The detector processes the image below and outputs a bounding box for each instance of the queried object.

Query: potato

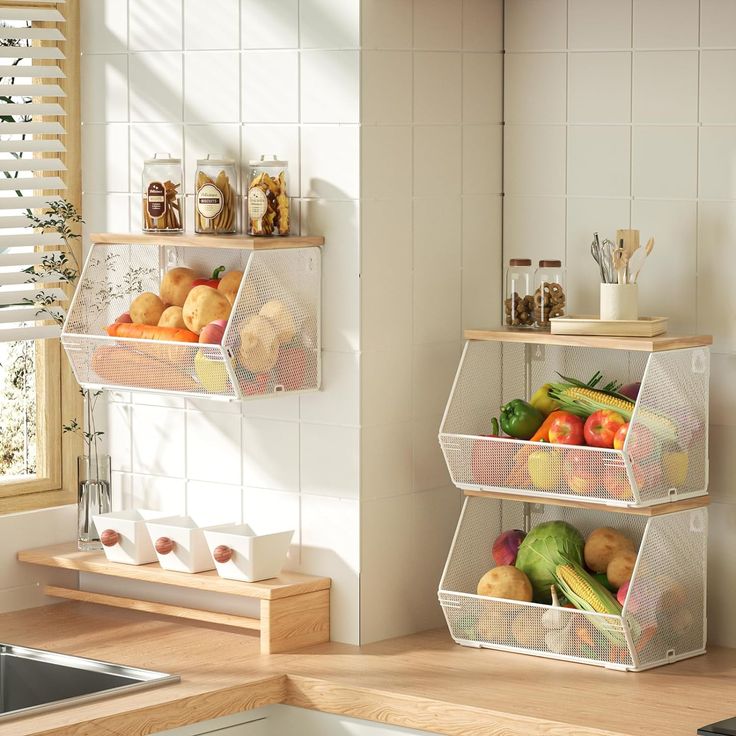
[160,267,197,307]
[238,314,279,373]
[217,270,243,306]
[259,299,296,345]
[130,292,165,326]
[511,612,538,647]
[182,285,232,335]
[158,306,187,329]
[607,550,637,589]
[584,527,635,574]
[477,566,533,602]
[475,609,510,641]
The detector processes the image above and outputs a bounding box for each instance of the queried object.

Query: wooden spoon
[631,237,654,283]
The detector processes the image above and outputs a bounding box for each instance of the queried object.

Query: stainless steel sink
[0,643,180,722]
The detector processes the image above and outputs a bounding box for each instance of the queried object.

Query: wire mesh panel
[438,497,706,671]
[439,340,709,508]
[62,241,321,400]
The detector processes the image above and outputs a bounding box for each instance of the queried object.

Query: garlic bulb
[541,585,564,630]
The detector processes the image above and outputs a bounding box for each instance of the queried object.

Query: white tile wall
[78,0,361,644]
[359,0,503,643]
[504,0,736,648]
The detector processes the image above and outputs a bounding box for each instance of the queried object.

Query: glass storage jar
[142,153,183,233]
[504,258,534,328]
[533,259,566,329]
[247,155,289,236]
[194,155,237,234]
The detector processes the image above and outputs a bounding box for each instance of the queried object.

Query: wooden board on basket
[550,315,668,337]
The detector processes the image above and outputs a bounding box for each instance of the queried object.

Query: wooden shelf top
[464,328,712,352]
[18,543,330,600]
[91,232,325,251]
[463,488,710,516]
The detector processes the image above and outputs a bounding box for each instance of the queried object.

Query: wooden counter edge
[28,677,287,736]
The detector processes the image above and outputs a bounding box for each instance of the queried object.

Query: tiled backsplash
[503,0,736,647]
[79,0,362,644]
[359,0,503,641]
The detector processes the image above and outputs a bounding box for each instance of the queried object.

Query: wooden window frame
[0,0,82,514]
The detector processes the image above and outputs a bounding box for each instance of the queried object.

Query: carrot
[106,322,199,343]
[505,444,535,486]
[529,410,566,442]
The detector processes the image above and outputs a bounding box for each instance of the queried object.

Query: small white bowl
[145,516,234,574]
[92,509,168,565]
[203,524,294,582]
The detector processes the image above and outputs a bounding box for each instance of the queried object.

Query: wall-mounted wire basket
[61,234,323,400]
[439,496,707,671]
[439,338,710,508]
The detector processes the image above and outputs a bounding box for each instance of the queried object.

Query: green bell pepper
[499,399,544,440]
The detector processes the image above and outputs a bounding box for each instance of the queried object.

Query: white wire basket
[61,237,321,400]
[439,340,709,508]
[438,496,707,671]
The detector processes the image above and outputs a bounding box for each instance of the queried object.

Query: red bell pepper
[193,265,225,289]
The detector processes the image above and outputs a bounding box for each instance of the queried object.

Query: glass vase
[77,454,112,551]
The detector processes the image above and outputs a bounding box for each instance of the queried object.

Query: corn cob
[549,381,678,443]
[554,562,630,648]
[549,385,635,420]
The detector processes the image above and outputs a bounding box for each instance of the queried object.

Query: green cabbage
[515,521,584,602]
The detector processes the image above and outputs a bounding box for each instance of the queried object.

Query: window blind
[0,0,70,343]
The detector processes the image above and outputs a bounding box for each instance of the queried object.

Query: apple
[199,318,227,344]
[584,409,626,448]
[613,422,629,451]
[602,459,634,500]
[563,450,600,496]
[548,411,585,446]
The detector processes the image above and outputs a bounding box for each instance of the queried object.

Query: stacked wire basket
[61,238,321,400]
[438,337,710,671]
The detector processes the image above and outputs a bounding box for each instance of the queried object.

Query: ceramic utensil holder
[92,509,167,565]
[600,283,638,321]
[145,516,233,573]
[203,524,294,582]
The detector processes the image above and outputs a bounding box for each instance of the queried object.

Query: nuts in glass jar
[504,292,536,327]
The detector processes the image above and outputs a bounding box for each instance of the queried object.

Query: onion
[619,382,641,400]
[492,529,526,567]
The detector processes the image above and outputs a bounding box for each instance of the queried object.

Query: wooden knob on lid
[155,536,175,555]
[213,545,233,563]
[100,529,119,547]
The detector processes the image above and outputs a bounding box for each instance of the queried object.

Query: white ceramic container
[145,516,233,573]
[92,509,168,565]
[203,524,294,582]
[600,283,639,321]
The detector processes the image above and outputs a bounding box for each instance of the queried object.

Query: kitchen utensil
[628,247,645,283]
[612,247,630,285]
[630,237,654,283]
[591,234,607,283]
[601,238,616,283]
[616,229,640,259]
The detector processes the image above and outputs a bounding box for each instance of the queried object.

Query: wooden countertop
[4,603,734,736]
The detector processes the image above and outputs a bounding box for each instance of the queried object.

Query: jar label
[146,181,166,218]
[196,183,223,220]
[248,187,268,221]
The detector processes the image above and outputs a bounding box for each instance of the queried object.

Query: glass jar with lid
[142,153,183,233]
[533,260,566,329]
[247,155,289,236]
[194,155,237,234]
[504,258,534,328]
